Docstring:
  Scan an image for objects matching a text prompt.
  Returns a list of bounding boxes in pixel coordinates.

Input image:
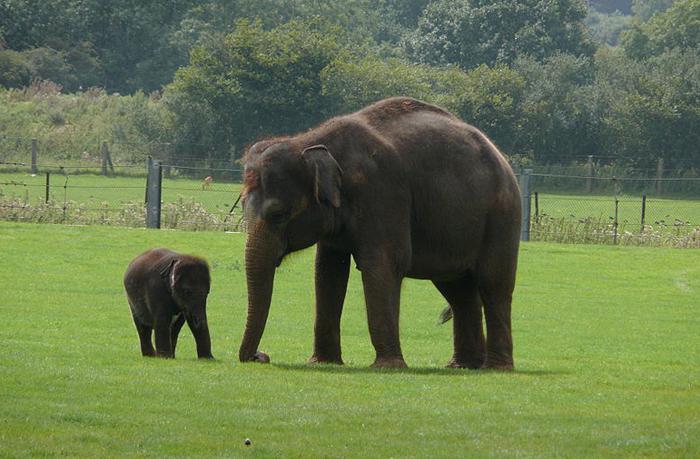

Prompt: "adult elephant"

[239,97,521,370]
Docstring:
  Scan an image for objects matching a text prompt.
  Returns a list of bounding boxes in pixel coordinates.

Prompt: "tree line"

[0,0,698,171]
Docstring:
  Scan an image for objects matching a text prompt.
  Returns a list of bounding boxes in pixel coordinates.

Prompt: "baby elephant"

[124,248,214,359]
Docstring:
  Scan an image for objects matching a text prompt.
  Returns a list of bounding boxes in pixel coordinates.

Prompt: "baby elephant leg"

[170,314,186,358]
[187,317,214,359]
[153,317,174,358]
[134,320,155,357]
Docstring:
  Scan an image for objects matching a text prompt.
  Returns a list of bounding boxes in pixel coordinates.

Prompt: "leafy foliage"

[601,48,700,167]
[623,0,700,58]
[405,0,596,69]
[586,9,633,45]
[631,0,677,20]
[166,18,345,159]
[0,0,699,171]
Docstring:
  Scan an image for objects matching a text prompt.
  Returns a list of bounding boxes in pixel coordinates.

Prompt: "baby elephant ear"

[302,145,343,208]
[158,259,180,290]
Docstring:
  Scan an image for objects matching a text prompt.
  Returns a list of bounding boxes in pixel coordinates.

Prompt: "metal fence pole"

[31,138,38,174]
[45,172,50,203]
[519,169,532,241]
[640,193,647,233]
[146,157,162,229]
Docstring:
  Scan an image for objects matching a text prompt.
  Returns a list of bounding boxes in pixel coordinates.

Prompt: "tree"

[405,0,596,69]
[631,0,676,20]
[320,56,459,113]
[585,9,633,46]
[623,0,700,59]
[514,53,600,161]
[164,18,346,160]
[600,48,700,168]
[0,50,31,88]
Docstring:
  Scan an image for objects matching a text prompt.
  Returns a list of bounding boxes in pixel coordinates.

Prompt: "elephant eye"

[267,210,290,225]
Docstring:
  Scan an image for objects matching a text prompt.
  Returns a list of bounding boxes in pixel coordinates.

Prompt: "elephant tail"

[437,305,453,325]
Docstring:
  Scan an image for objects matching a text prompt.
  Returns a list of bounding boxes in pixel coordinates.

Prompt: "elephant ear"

[302,145,343,208]
[158,258,180,292]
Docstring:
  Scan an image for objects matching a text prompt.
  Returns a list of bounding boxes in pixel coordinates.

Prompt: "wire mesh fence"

[526,173,700,247]
[2,153,700,247]
[0,162,245,231]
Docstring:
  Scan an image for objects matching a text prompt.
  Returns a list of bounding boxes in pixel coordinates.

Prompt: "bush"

[0,49,31,88]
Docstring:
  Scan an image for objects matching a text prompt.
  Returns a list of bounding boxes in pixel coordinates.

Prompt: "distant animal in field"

[124,248,213,359]
[202,176,214,190]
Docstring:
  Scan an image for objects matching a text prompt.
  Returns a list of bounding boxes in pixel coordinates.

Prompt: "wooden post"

[586,155,593,193]
[163,143,172,179]
[45,172,50,203]
[534,191,539,222]
[31,138,38,174]
[101,141,114,176]
[518,169,532,241]
[656,158,664,195]
[145,157,162,229]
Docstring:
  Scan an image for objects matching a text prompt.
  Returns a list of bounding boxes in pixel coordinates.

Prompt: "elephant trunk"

[238,220,282,362]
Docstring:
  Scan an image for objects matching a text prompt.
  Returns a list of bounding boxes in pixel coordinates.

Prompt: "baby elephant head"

[167,257,211,329]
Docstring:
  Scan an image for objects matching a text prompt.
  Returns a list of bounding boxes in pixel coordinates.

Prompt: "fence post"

[519,169,532,241]
[640,193,646,233]
[31,138,38,174]
[45,172,50,203]
[101,141,114,176]
[586,155,593,193]
[613,197,619,245]
[145,157,162,229]
[656,158,664,195]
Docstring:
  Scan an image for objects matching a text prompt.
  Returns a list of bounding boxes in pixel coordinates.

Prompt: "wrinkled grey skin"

[124,248,213,359]
[239,97,521,370]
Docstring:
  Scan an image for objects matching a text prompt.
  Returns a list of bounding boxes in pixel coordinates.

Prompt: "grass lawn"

[0,170,243,212]
[0,222,698,457]
[534,193,700,228]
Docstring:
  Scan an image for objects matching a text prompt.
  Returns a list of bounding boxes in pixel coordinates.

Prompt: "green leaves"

[623,0,700,59]
[406,0,595,69]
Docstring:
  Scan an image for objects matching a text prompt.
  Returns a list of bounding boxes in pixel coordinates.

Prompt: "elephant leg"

[478,239,518,370]
[153,317,174,358]
[433,273,486,369]
[310,244,350,365]
[134,320,155,357]
[187,317,214,359]
[361,259,407,368]
[170,313,186,358]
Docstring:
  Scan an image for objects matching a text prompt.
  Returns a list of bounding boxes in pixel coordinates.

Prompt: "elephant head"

[164,257,211,330]
[238,141,343,362]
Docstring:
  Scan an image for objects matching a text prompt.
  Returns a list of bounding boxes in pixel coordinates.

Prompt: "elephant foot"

[308,355,344,365]
[482,360,514,371]
[371,357,408,369]
[241,351,270,363]
[252,351,270,363]
[446,357,484,369]
[198,354,215,360]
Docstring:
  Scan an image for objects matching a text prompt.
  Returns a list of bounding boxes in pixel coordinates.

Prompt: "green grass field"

[535,193,700,228]
[1,222,698,457]
[0,170,242,211]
